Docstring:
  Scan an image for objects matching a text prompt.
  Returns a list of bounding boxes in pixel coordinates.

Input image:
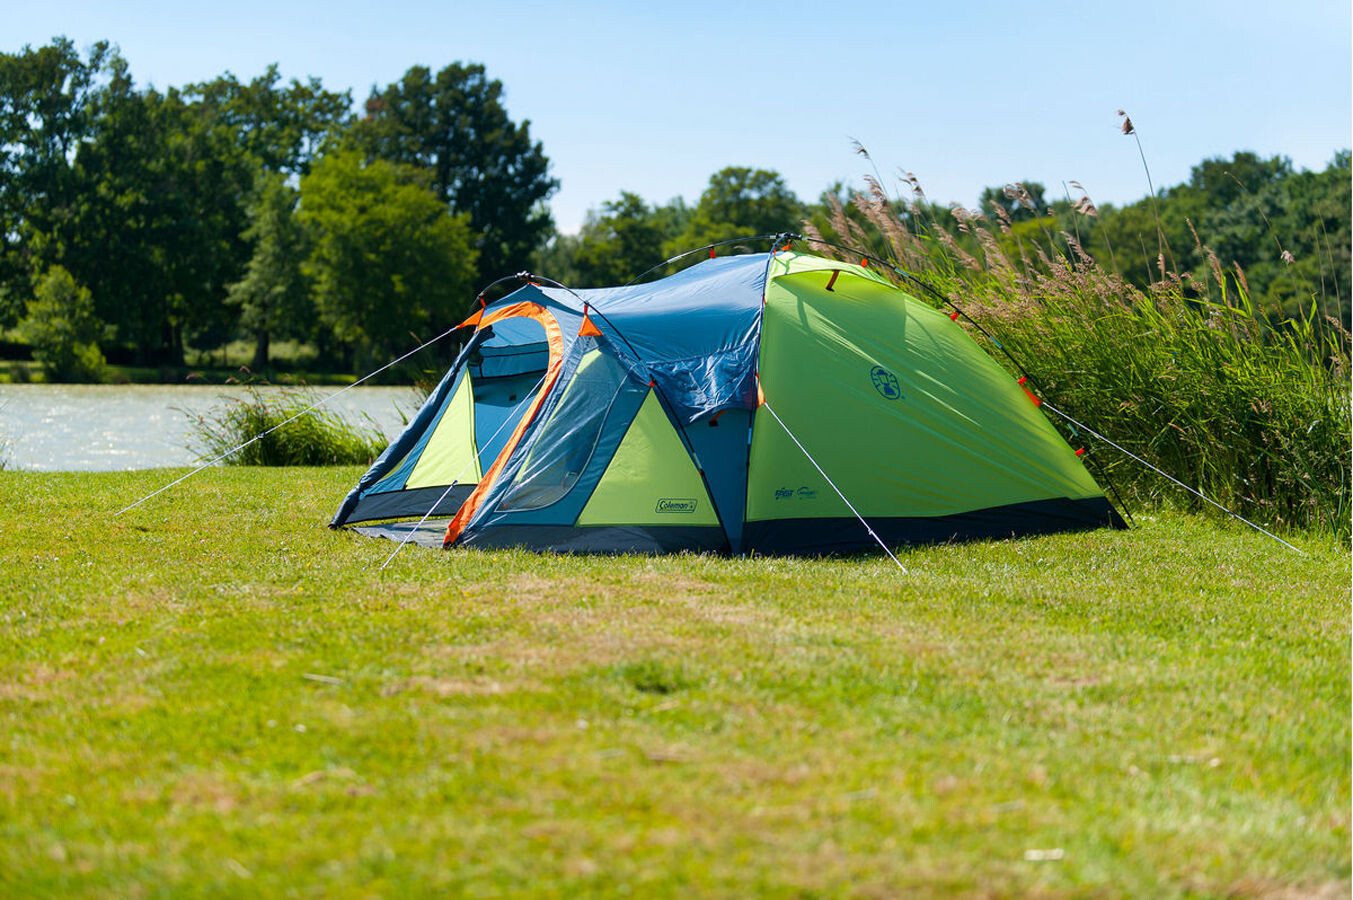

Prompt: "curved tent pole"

[790,232,1136,526]
[379,368,553,569]
[115,267,560,519]
[506,272,738,550]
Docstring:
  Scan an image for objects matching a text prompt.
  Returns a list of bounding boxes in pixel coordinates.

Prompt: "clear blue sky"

[6,0,1350,233]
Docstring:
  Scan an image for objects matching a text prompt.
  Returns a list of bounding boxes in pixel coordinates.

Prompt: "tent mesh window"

[497,348,643,512]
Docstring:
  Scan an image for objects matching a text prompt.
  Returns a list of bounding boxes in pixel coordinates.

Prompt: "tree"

[19,265,105,381]
[61,79,255,364]
[572,192,688,286]
[186,65,352,176]
[298,151,478,370]
[670,167,802,254]
[357,62,557,288]
[1185,151,1292,210]
[226,172,312,369]
[0,38,118,326]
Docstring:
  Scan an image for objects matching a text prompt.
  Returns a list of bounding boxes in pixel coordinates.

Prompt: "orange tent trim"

[443,301,565,546]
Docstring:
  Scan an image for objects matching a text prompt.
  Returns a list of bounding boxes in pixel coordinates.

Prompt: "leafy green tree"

[357,62,557,288]
[0,38,118,326]
[298,151,478,369]
[19,265,105,381]
[1185,151,1292,209]
[61,79,255,364]
[186,65,352,176]
[1083,150,1350,326]
[571,192,688,286]
[226,172,312,369]
[670,167,802,253]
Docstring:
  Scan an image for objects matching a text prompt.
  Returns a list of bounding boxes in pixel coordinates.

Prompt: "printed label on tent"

[774,486,817,500]
[870,365,902,400]
[655,498,698,514]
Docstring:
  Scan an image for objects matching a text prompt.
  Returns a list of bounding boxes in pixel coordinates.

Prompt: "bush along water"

[187,386,387,466]
[806,164,1351,537]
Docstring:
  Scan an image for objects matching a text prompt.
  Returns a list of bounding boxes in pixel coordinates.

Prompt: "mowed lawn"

[1,467,1347,898]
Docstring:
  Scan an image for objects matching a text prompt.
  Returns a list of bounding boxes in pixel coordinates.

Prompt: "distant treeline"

[546,151,1350,329]
[2,38,1347,381]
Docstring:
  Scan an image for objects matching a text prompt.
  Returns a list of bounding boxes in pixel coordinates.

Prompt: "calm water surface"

[0,384,420,471]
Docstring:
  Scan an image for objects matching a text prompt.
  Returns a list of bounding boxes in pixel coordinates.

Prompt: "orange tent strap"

[755,374,765,407]
[443,302,565,546]
[457,308,484,330]
[578,313,603,337]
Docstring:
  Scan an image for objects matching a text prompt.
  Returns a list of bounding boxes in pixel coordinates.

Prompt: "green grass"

[1,468,1348,897]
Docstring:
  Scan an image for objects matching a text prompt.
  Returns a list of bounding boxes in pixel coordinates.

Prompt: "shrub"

[19,266,106,383]
[186,387,387,466]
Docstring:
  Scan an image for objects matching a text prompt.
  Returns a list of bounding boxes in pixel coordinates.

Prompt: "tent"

[331,250,1125,554]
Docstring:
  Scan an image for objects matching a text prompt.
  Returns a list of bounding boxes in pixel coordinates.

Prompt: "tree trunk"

[252,330,270,371]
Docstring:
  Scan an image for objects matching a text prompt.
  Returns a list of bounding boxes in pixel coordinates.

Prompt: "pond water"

[0,384,421,472]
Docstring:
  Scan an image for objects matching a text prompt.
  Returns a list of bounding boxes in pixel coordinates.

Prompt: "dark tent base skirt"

[742,496,1126,556]
[343,497,1124,557]
[458,524,730,554]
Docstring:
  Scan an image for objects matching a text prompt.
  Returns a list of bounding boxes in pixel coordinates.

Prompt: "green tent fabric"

[332,250,1125,554]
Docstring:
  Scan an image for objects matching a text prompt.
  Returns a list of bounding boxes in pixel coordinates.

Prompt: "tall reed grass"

[806,160,1351,536]
[186,387,386,467]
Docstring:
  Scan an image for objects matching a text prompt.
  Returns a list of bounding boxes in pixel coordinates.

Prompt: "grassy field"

[1,467,1348,897]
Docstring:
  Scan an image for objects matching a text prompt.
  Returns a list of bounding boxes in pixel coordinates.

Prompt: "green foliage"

[1082,150,1351,328]
[226,172,312,369]
[298,150,478,369]
[18,265,105,382]
[0,41,352,368]
[570,191,689,286]
[186,64,352,176]
[979,181,1049,222]
[0,38,118,328]
[186,387,385,466]
[357,62,557,288]
[669,166,803,253]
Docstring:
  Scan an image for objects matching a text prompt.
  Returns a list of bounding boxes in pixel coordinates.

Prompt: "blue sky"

[6,0,1350,232]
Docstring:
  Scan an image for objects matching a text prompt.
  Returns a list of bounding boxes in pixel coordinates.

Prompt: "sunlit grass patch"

[0,468,1347,896]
